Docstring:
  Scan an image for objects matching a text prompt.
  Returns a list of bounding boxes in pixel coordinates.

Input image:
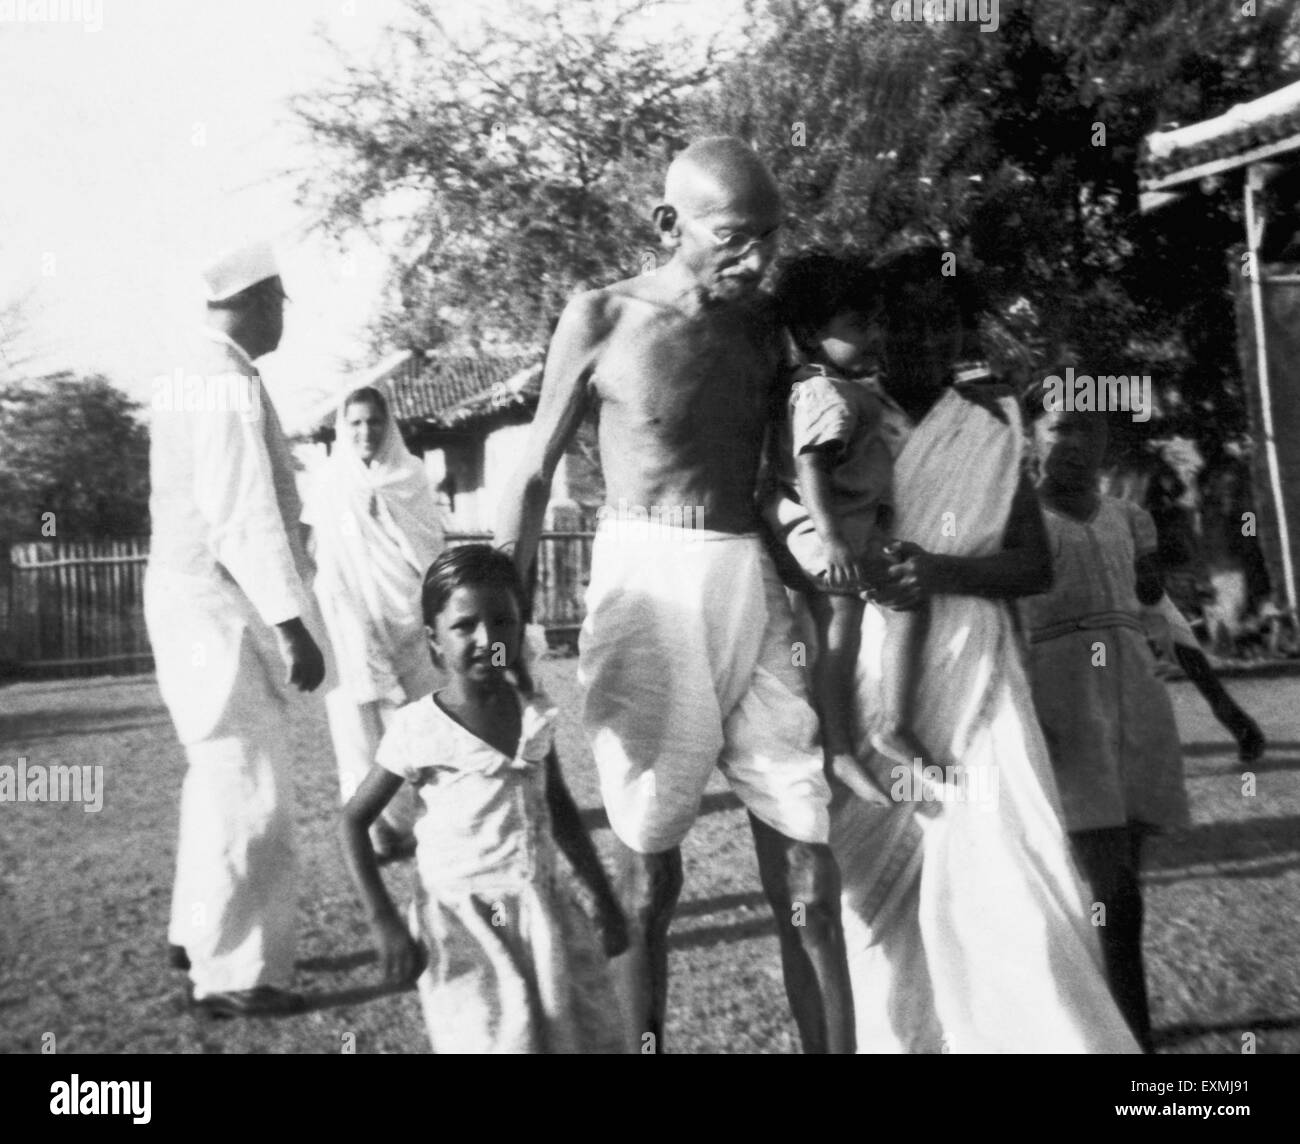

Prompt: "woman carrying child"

[339,544,628,1053]
[829,239,1139,1053]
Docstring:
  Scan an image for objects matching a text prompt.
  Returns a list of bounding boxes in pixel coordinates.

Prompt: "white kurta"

[146,328,330,998]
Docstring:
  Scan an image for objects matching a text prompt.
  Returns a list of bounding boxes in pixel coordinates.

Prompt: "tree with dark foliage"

[0,373,150,543]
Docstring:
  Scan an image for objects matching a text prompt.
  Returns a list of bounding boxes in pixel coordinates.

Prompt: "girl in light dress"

[340,544,628,1052]
[1019,406,1190,1051]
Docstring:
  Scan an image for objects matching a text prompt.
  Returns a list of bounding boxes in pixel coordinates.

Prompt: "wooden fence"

[3,538,152,678]
[2,533,594,679]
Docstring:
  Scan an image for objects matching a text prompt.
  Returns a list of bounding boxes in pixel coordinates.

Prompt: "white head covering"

[329,391,445,563]
[202,239,279,302]
[309,389,445,703]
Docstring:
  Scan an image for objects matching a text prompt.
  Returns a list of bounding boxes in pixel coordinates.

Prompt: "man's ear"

[653,203,680,249]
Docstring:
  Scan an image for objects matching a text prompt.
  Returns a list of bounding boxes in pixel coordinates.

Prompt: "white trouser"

[166,640,297,997]
[149,563,336,999]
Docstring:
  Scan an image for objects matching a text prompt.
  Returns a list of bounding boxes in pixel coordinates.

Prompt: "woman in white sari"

[309,387,445,860]
[832,246,1141,1053]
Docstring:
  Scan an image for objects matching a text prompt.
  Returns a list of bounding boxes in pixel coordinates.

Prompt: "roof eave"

[1139,128,1300,208]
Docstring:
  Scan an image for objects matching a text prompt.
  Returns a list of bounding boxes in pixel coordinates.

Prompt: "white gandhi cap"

[201,239,280,302]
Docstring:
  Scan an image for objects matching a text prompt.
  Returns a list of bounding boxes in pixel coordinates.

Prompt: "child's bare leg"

[872,602,945,809]
[873,602,933,768]
[808,592,890,806]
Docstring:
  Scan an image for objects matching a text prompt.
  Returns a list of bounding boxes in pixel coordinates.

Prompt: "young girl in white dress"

[340,544,628,1052]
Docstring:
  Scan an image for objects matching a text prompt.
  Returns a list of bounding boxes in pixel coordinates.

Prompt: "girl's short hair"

[342,385,389,418]
[421,544,527,628]
[773,249,878,347]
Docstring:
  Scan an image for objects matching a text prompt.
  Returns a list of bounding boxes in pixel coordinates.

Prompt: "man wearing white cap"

[146,239,327,1017]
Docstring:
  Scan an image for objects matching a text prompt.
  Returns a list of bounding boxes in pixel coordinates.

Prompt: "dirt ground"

[1,657,1297,1055]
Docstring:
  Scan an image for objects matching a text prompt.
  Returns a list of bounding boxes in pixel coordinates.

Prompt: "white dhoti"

[579,522,831,854]
[149,570,330,998]
[829,390,1140,1053]
[166,640,297,996]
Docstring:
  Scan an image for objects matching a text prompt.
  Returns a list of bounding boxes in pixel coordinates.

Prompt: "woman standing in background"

[308,386,446,861]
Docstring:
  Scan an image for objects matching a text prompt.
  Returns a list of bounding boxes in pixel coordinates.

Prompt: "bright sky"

[0,0,739,431]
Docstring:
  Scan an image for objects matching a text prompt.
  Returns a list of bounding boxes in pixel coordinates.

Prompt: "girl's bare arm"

[340,767,421,982]
[340,767,405,923]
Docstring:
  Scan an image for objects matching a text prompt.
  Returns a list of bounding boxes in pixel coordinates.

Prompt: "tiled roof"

[1140,80,1300,186]
[311,352,541,439]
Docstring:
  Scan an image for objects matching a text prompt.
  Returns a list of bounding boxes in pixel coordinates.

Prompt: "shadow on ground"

[1154,1011,1300,1050]
[0,706,171,745]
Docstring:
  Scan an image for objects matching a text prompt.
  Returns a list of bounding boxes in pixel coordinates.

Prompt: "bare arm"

[339,766,421,983]
[495,292,604,580]
[795,447,846,546]
[881,473,1053,605]
[795,446,861,589]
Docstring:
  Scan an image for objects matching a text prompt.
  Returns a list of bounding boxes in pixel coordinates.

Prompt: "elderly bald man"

[498,137,854,1052]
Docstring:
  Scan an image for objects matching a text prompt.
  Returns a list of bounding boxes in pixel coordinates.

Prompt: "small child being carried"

[339,544,629,1053]
[763,249,930,806]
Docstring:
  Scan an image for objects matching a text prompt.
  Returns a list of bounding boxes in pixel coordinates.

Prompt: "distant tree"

[292,0,1300,475]
[291,0,713,356]
[0,373,150,543]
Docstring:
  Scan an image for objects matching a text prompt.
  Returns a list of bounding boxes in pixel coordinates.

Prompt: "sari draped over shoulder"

[308,402,445,705]
[829,388,1140,1053]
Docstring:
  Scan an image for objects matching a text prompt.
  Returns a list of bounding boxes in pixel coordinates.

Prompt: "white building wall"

[407,421,579,535]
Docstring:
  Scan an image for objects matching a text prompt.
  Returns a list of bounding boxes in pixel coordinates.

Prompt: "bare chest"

[595,311,775,441]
